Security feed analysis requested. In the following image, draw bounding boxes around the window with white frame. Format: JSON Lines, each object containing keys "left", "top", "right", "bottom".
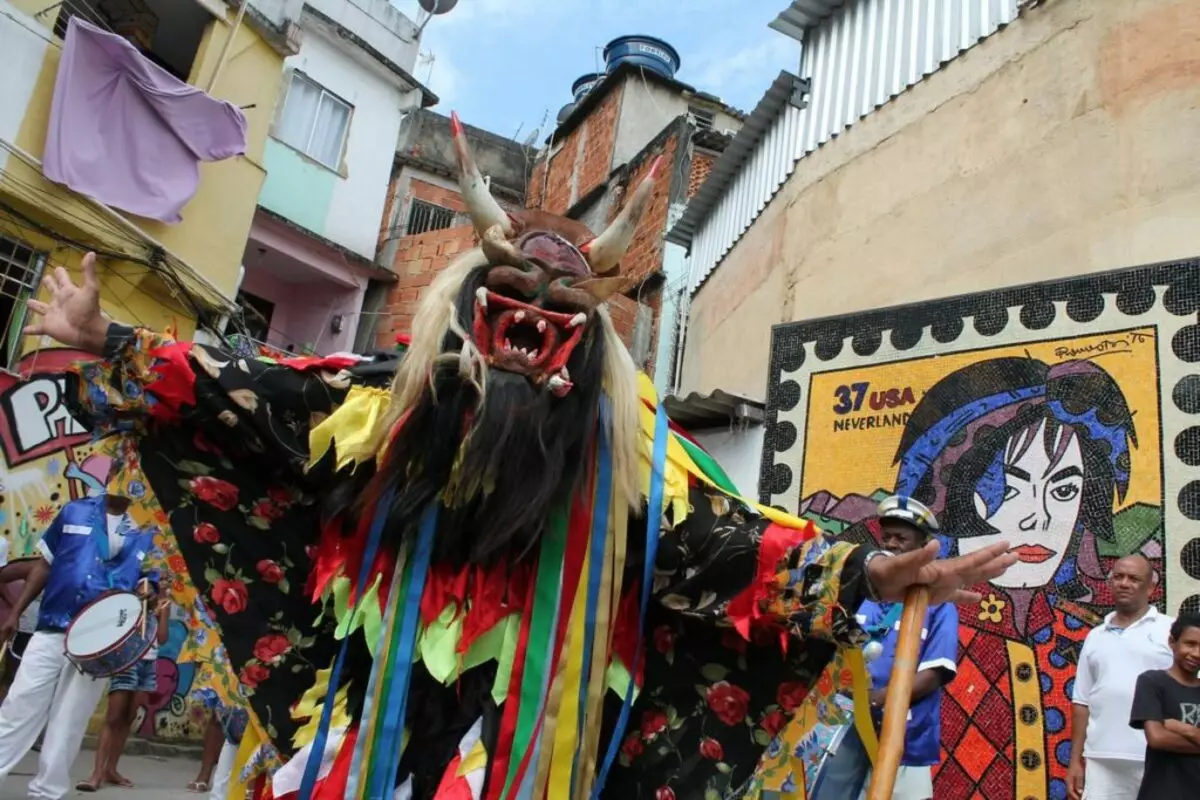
{"left": 0, "top": 235, "right": 47, "bottom": 368}
{"left": 276, "top": 72, "right": 353, "bottom": 170}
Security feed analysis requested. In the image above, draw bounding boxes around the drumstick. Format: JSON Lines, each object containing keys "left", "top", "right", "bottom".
{"left": 865, "top": 586, "right": 930, "bottom": 800}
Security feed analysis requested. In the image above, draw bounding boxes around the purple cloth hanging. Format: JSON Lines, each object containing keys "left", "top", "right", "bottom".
{"left": 43, "top": 17, "right": 248, "bottom": 224}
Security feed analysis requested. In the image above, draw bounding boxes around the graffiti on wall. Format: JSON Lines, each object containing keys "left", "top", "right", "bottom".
{"left": 0, "top": 349, "right": 207, "bottom": 740}
{"left": 761, "top": 261, "right": 1200, "bottom": 800}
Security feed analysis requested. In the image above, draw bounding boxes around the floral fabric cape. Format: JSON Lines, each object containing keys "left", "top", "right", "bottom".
{"left": 64, "top": 326, "right": 873, "bottom": 799}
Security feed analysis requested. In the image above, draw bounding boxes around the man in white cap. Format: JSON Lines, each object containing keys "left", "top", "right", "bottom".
{"left": 814, "top": 495, "right": 959, "bottom": 800}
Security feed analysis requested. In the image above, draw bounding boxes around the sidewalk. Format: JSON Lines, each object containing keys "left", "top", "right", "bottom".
{"left": 0, "top": 749, "right": 202, "bottom": 799}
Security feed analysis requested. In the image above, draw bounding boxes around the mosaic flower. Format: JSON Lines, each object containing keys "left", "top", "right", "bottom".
{"left": 978, "top": 593, "right": 1006, "bottom": 623}
{"left": 34, "top": 505, "right": 56, "bottom": 525}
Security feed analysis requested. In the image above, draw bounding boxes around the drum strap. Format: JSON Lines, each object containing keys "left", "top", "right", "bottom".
{"left": 864, "top": 603, "right": 904, "bottom": 640}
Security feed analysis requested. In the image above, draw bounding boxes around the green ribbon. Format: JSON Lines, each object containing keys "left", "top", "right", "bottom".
{"left": 500, "top": 508, "right": 568, "bottom": 795}
{"left": 675, "top": 434, "right": 740, "bottom": 495}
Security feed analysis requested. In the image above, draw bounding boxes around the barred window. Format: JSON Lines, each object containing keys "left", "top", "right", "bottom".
{"left": 688, "top": 106, "right": 715, "bottom": 131}
{"left": 405, "top": 200, "right": 456, "bottom": 236}
{"left": 0, "top": 235, "right": 47, "bottom": 368}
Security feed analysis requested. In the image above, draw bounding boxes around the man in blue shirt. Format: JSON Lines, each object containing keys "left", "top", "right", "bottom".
{"left": 0, "top": 493, "right": 158, "bottom": 800}
{"left": 814, "top": 495, "right": 959, "bottom": 800}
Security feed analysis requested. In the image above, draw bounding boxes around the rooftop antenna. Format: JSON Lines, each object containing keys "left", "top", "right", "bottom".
{"left": 416, "top": 0, "right": 458, "bottom": 37}
{"left": 417, "top": 50, "right": 436, "bottom": 85}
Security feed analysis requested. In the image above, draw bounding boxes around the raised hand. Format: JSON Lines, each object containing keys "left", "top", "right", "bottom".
{"left": 22, "top": 252, "right": 109, "bottom": 354}
{"left": 866, "top": 540, "right": 1017, "bottom": 605}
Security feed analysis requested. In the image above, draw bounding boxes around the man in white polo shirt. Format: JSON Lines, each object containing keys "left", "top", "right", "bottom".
{"left": 1068, "top": 554, "right": 1174, "bottom": 800}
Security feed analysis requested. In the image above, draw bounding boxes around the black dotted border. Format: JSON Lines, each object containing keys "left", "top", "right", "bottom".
{"left": 760, "top": 258, "right": 1200, "bottom": 586}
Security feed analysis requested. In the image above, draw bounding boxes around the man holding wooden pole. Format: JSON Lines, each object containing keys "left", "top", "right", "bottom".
{"left": 813, "top": 496, "right": 958, "bottom": 800}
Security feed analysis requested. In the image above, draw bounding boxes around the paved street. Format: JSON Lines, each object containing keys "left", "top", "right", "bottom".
{"left": 0, "top": 750, "right": 202, "bottom": 799}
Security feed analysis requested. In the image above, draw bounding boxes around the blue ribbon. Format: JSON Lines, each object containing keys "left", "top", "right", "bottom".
{"left": 367, "top": 501, "right": 439, "bottom": 799}
{"left": 297, "top": 486, "right": 395, "bottom": 800}
{"left": 592, "top": 398, "right": 669, "bottom": 796}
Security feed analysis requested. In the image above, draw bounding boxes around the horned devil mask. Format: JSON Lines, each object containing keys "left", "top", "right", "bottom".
{"left": 359, "top": 114, "right": 656, "bottom": 567}
{"left": 452, "top": 112, "right": 659, "bottom": 397}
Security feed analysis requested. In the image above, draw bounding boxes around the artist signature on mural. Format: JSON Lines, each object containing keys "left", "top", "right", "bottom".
{"left": 1053, "top": 331, "right": 1150, "bottom": 360}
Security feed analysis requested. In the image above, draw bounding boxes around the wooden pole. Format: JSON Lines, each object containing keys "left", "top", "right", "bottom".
{"left": 866, "top": 586, "right": 930, "bottom": 800}
{"left": 205, "top": 0, "right": 249, "bottom": 94}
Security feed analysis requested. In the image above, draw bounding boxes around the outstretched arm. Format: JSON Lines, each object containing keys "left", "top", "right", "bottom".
{"left": 654, "top": 484, "right": 1014, "bottom": 646}
{"left": 25, "top": 253, "right": 355, "bottom": 470}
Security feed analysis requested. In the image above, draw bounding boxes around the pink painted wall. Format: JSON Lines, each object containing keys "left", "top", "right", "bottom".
{"left": 239, "top": 267, "right": 365, "bottom": 354}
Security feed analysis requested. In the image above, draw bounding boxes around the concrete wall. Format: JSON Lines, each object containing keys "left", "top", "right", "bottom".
{"left": 303, "top": 0, "right": 419, "bottom": 71}
{"left": 681, "top": 0, "right": 1200, "bottom": 402}
{"left": 691, "top": 425, "right": 764, "bottom": 499}
{"left": 259, "top": 20, "right": 407, "bottom": 259}
{"left": 395, "top": 109, "right": 530, "bottom": 201}
{"left": 613, "top": 78, "right": 739, "bottom": 169}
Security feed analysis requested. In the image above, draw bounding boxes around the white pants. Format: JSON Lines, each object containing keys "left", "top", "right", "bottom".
{"left": 0, "top": 631, "right": 107, "bottom": 799}
{"left": 1083, "top": 757, "right": 1144, "bottom": 800}
{"left": 210, "top": 740, "right": 239, "bottom": 800}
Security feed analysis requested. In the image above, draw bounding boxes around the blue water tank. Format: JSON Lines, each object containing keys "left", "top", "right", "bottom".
{"left": 571, "top": 73, "right": 605, "bottom": 102}
{"left": 602, "top": 35, "right": 681, "bottom": 80}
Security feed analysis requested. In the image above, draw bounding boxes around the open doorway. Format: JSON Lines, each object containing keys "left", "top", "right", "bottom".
{"left": 53, "top": 0, "right": 213, "bottom": 82}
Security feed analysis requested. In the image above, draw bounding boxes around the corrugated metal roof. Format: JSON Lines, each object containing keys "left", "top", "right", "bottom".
{"left": 665, "top": 70, "right": 804, "bottom": 249}
{"left": 663, "top": 389, "right": 765, "bottom": 431}
{"left": 769, "top": 0, "right": 851, "bottom": 41}
{"left": 668, "top": 0, "right": 1020, "bottom": 287}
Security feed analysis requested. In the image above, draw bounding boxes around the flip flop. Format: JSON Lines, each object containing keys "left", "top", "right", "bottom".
{"left": 187, "top": 780, "right": 210, "bottom": 793}
{"left": 76, "top": 780, "right": 100, "bottom": 792}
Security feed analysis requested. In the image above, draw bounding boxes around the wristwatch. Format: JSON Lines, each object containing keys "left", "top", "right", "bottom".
{"left": 861, "top": 549, "right": 894, "bottom": 602}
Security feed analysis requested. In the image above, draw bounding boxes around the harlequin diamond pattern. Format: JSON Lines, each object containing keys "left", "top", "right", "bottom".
{"left": 950, "top": 653, "right": 989, "bottom": 717}
{"left": 975, "top": 688, "right": 1016, "bottom": 750}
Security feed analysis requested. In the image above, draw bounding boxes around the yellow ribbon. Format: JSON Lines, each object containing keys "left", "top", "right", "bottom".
{"left": 307, "top": 386, "right": 391, "bottom": 472}
{"left": 538, "top": 543, "right": 592, "bottom": 792}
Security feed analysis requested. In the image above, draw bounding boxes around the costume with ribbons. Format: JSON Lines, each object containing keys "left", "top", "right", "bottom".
{"left": 57, "top": 115, "right": 884, "bottom": 800}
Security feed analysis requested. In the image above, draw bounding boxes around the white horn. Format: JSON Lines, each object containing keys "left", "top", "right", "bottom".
{"left": 451, "top": 112, "right": 513, "bottom": 238}
{"left": 580, "top": 155, "right": 662, "bottom": 275}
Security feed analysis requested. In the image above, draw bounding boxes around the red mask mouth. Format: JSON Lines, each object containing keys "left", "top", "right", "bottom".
{"left": 472, "top": 288, "right": 587, "bottom": 396}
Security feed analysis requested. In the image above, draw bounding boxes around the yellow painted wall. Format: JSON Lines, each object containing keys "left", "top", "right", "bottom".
{"left": 6, "top": 1, "right": 284, "bottom": 299}
{"left": 0, "top": 4, "right": 291, "bottom": 742}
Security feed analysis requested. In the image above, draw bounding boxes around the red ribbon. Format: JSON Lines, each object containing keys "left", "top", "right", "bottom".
{"left": 726, "top": 522, "right": 817, "bottom": 645}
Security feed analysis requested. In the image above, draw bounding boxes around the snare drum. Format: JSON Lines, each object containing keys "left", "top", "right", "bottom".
{"left": 64, "top": 591, "right": 157, "bottom": 679}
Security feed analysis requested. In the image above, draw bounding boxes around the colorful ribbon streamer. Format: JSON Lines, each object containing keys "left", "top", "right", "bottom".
{"left": 591, "top": 397, "right": 669, "bottom": 796}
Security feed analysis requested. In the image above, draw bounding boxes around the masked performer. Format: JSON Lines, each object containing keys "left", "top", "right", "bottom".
{"left": 22, "top": 115, "right": 1015, "bottom": 800}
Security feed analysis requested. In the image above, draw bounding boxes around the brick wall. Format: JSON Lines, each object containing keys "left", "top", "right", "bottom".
{"left": 608, "top": 294, "right": 639, "bottom": 346}
{"left": 688, "top": 151, "right": 717, "bottom": 198}
{"left": 610, "top": 133, "right": 677, "bottom": 289}
{"left": 409, "top": 178, "right": 468, "bottom": 213}
{"left": 375, "top": 224, "right": 477, "bottom": 349}
{"left": 528, "top": 85, "right": 624, "bottom": 216}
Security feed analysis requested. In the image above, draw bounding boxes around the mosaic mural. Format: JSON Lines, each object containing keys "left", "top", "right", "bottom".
{"left": 761, "top": 260, "right": 1200, "bottom": 800}
{"left": 0, "top": 348, "right": 207, "bottom": 740}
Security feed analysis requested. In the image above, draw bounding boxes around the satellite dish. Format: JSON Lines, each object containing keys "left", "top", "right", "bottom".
{"left": 521, "top": 128, "right": 540, "bottom": 148}
{"left": 418, "top": 0, "right": 458, "bottom": 14}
